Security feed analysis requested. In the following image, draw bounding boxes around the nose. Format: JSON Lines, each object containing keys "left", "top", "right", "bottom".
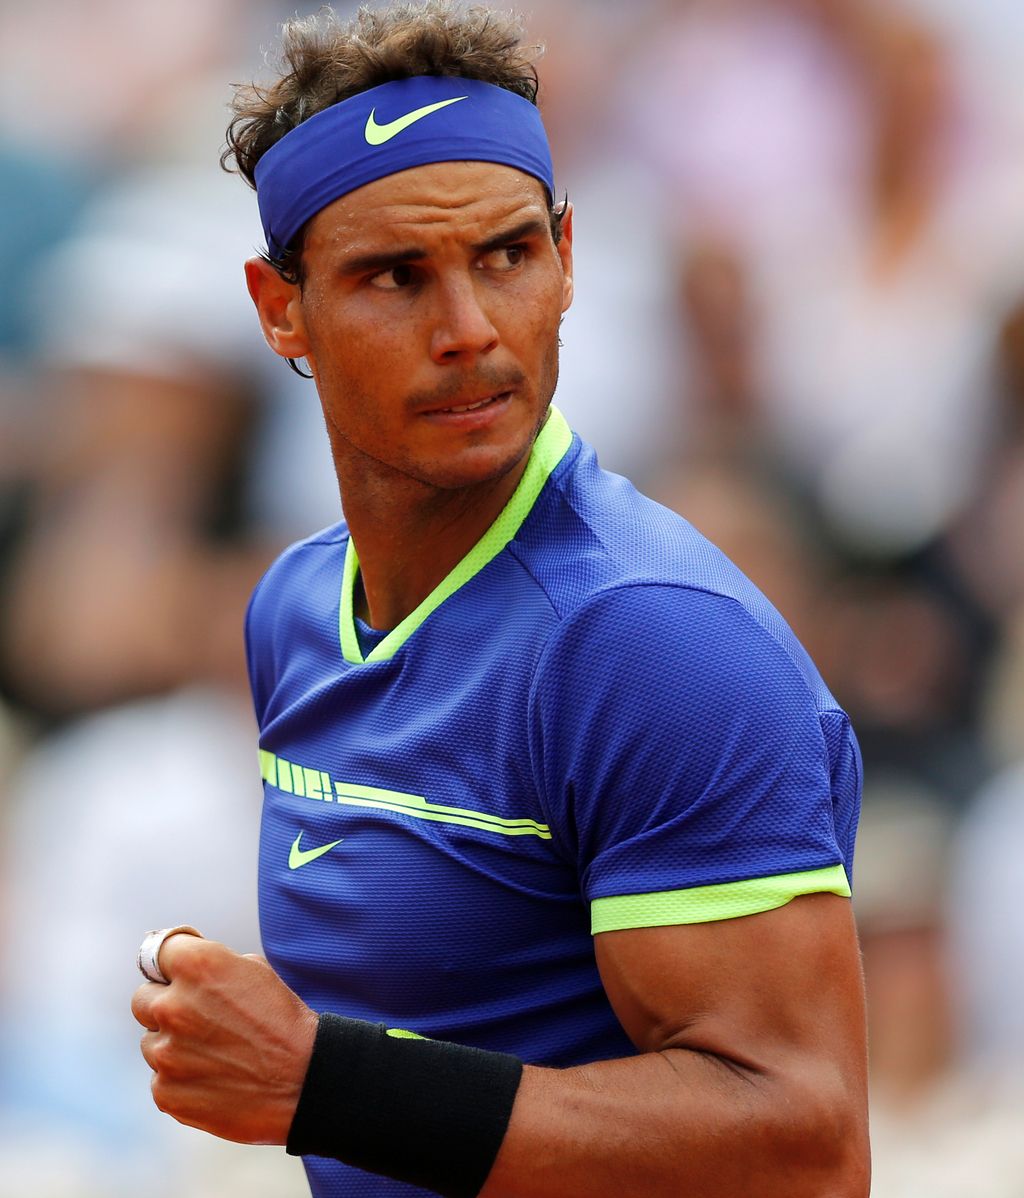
{"left": 429, "top": 274, "right": 499, "bottom": 363}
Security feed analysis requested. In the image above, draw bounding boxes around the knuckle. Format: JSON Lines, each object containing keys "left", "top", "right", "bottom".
{"left": 139, "top": 1032, "right": 156, "bottom": 1069}
{"left": 148, "top": 993, "right": 176, "bottom": 1030}
{"left": 150, "top": 1073, "right": 171, "bottom": 1112}
{"left": 148, "top": 1038, "right": 170, "bottom": 1072}
{"left": 172, "top": 935, "right": 218, "bottom": 982}
{"left": 148, "top": 1037, "right": 180, "bottom": 1077}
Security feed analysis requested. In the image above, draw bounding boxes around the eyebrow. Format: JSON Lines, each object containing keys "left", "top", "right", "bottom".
{"left": 473, "top": 217, "right": 549, "bottom": 255}
{"left": 335, "top": 217, "right": 550, "bottom": 277}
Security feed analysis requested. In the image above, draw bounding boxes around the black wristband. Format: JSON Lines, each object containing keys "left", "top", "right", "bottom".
{"left": 287, "top": 1013, "right": 524, "bottom": 1198}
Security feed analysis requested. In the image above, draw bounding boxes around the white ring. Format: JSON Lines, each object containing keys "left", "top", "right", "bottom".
{"left": 136, "top": 925, "right": 202, "bottom": 985}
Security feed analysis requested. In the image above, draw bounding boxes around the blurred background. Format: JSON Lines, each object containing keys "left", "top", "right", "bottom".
{"left": 0, "top": 0, "right": 1022, "bottom": 1193}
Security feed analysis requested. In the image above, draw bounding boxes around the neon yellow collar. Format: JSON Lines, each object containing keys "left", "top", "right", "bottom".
{"left": 339, "top": 406, "right": 573, "bottom": 664}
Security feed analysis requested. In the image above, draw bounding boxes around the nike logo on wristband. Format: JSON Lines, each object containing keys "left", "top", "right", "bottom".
{"left": 364, "top": 96, "right": 468, "bottom": 145}
{"left": 288, "top": 831, "right": 344, "bottom": 870}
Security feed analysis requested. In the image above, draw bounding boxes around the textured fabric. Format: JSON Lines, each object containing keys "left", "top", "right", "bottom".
{"left": 254, "top": 76, "right": 555, "bottom": 258}
{"left": 590, "top": 865, "right": 851, "bottom": 933}
{"left": 287, "top": 1013, "right": 522, "bottom": 1197}
{"left": 353, "top": 617, "right": 389, "bottom": 658}
{"left": 246, "top": 429, "right": 861, "bottom": 1198}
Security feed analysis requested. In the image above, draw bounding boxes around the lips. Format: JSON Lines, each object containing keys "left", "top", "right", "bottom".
{"left": 410, "top": 369, "right": 526, "bottom": 420}
{"left": 420, "top": 390, "right": 512, "bottom": 416}
{"left": 437, "top": 392, "right": 509, "bottom": 414}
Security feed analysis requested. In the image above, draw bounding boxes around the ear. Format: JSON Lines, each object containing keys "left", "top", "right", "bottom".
{"left": 556, "top": 203, "right": 574, "bottom": 315}
{"left": 244, "top": 257, "right": 312, "bottom": 361}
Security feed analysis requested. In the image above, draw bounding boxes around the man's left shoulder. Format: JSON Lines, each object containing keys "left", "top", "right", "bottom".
{"left": 521, "top": 448, "right": 832, "bottom": 700}
{"left": 518, "top": 443, "right": 745, "bottom": 603}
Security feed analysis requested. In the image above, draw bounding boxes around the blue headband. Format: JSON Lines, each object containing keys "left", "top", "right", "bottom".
{"left": 254, "top": 75, "right": 555, "bottom": 259}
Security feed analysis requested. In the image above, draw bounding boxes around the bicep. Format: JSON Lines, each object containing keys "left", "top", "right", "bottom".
{"left": 481, "top": 895, "right": 870, "bottom": 1198}
{"left": 594, "top": 893, "right": 868, "bottom": 1082}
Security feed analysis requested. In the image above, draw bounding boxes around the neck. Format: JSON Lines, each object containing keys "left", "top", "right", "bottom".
{"left": 342, "top": 456, "right": 532, "bottom": 631}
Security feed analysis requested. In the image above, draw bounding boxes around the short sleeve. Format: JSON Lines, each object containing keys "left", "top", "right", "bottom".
{"left": 244, "top": 551, "right": 290, "bottom": 730}
{"left": 244, "top": 579, "right": 269, "bottom": 729}
{"left": 527, "top": 584, "right": 855, "bottom": 933}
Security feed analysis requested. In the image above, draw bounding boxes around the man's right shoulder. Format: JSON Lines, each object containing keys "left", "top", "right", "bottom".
{"left": 247, "top": 519, "right": 349, "bottom": 632}
{"left": 244, "top": 520, "right": 350, "bottom": 723}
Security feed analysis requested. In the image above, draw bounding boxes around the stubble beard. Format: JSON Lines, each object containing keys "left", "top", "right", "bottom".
{"left": 321, "top": 332, "right": 561, "bottom": 503}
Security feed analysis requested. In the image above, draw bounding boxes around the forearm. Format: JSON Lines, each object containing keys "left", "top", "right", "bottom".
{"left": 135, "top": 905, "right": 869, "bottom": 1198}
{"left": 287, "top": 1013, "right": 867, "bottom": 1198}
{"left": 481, "top": 1049, "right": 868, "bottom": 1198}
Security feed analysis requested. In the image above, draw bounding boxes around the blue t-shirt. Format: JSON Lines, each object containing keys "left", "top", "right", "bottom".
{"left": 245, "top": 408, "right": 860, "bottom": 1198}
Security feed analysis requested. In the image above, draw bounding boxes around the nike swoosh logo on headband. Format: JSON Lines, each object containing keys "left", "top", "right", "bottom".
{"left": 364, "top": 96, "right": 468, "bottom": 146}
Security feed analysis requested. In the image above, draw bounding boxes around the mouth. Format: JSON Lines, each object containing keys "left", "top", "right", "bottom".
{"left": 435, "top": 392, "right": 507, "bottom": 416}
{"left": 423, "top": 390, "right": 513, "bottom": 416}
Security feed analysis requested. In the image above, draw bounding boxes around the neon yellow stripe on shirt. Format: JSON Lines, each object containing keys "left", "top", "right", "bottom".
{"left": 333, "top": 782, "right": 552, "bottom": 839}
{"left": 590, "top": 865, "right": 851, "bottom": 934}
{"left": 259, "top": 751, "right": 551, "bottom": 839}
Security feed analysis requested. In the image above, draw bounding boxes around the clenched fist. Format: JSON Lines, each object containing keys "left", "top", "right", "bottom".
{"left": 131, "top": 934, "right": 318, "bottom": 1144}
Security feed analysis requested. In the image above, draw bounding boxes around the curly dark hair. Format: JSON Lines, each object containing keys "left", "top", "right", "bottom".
{"left": 223, "top": 2, "right": 565, "bottom": 285}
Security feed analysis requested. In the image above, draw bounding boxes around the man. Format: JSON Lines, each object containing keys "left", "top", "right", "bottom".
{"left": 131, "top": 4, "right": 869, "bottom": 1196}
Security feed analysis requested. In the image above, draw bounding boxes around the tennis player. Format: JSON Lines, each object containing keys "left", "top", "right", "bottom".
{"left": 132, "top": 5, "right": 869, "bottom": 1196}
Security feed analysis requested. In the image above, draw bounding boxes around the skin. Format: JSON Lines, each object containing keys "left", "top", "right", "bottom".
{"left": 243, "top": 160, "right": 573, "bottom": 629}
{"left": 132, "top": 158, "right": 870, "bottom": 1195}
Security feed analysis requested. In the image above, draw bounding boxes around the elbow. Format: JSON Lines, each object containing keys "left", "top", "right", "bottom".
{"left": 818, "top": 1113, "right": 870, "bottom": 1198}
{"left": 778, "top": 1075, "right": 870, "bottom": 1198}
{"left": 837, "top": 1115, "right": 871, "bottom": 1198}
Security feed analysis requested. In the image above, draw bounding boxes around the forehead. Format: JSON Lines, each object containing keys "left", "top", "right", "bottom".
{"left": 303, "top": 161, "right": 550, "bottom": 252}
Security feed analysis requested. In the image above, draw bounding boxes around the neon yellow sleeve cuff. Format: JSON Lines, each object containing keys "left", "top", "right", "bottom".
{"left": 591, "top": 864, "right": 851, "bottom": 934}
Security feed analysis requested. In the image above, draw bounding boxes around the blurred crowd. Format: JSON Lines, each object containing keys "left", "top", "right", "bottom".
{"left": 1, "top": 0, "right": 1023, "bottom": 1194}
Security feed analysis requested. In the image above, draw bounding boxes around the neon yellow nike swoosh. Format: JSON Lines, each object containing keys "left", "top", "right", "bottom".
{"left": 288, "top": 831, "right": 344, "bottom": 870}
{"left": 364, "top": 96, "right": 468, "bottom": 146}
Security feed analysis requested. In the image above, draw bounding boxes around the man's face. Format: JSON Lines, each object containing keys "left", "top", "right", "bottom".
{"left": 258, "top": 161, "right": 573, "bottom": 495}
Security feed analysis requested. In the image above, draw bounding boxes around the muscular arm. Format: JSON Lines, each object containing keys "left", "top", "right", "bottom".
{"left": 134, "top": 585, "right": 867, "bottom": 1193}
{"left": 483, "top": 892, "right": 869, "bottom": 1198}
{"left": 133, "top": 890, "right": 868, "bottom": 1197}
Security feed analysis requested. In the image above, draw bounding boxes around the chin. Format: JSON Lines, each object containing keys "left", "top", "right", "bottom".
{"left": 409, "top": 400, "right": 545, "bottom": 491}
{"left": 412, "top": 439, "right": 530, "bottom": 491}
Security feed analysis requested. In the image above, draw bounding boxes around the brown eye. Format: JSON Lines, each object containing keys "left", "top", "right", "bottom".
{"left": 479, "top": 245, "right": 527, "bottom": 272}
{"left": 369, "top": 263, "right": 416, "bottom": 290}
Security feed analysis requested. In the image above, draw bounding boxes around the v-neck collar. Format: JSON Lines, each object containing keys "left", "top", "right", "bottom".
{"left": 339, "top": 406, "right": 573, "bottom": 664}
